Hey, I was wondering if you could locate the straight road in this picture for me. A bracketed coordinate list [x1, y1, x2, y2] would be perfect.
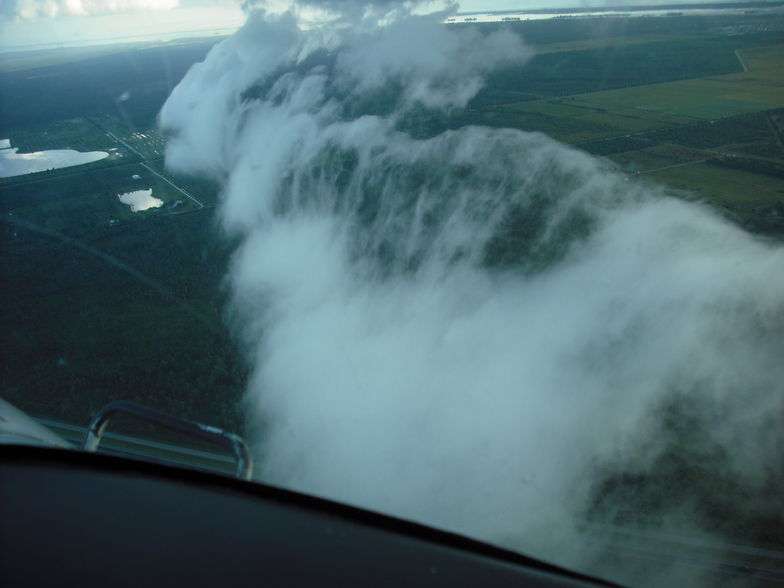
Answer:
[735, 49, 749, 73]
[141, 162, 205, 209]
[98, 124, 206, 209]
[634, 159, 707, 176]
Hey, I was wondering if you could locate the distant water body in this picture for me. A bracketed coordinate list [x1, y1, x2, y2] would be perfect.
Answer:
[118, 189, 163, 212]
[3, 2, 781, 54]
[0, 142, 108, 179]
[449, 4, 784, 23]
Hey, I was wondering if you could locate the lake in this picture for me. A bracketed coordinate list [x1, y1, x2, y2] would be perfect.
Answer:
[0, 142, 109, 178]
[118, 189, 163, 212]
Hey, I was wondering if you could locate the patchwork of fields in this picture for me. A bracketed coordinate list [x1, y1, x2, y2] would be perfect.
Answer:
[487, 40, 784, 232]
[645, 161, 784, 207]
[574, 44, 784, 117]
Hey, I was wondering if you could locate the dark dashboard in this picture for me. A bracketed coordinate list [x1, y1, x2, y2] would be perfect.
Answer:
[0, 444, 616, 588]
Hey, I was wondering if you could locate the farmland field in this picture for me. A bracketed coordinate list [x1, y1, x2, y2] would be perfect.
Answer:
[572, 44, 784, 118]
[506, 99, 697, 136]
[646, 161, 784, 208]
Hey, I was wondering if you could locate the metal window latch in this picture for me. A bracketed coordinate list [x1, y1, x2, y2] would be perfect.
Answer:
[83, 401, 253, 480]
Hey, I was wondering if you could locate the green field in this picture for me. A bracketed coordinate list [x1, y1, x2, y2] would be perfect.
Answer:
[573, 45, 784, 118]
[643, 97, 773, 118]
[646, 161, 784, 208]
[505, 99, 697, 139]
[535, 33, 701, 55]
[609, 145, 707, 173]
[465, 37, 784, 232]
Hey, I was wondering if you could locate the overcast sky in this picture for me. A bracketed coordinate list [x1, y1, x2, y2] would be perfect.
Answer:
[0, 0, 750, 52]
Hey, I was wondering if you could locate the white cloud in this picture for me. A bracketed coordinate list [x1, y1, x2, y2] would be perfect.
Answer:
[160, 6, 784, 585]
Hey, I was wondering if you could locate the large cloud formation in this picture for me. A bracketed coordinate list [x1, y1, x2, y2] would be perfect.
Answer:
[161, 3, 784, 586]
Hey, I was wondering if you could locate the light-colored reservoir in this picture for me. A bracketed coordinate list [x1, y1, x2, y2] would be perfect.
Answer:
[0, 142, 109, 178]
[118, 189, 163, 212]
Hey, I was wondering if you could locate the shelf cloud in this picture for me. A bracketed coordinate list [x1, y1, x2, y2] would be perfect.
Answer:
[161, 4, 784, 586]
